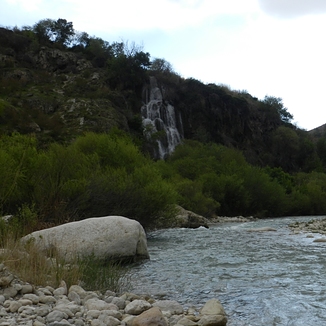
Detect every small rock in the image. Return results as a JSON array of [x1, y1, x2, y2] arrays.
[[54, 286, 67, 296], [85, 298, 115, 311], [9, 301, 22, 312], [0, 274, 14, 287], [200, 298, 226, 316], [21, 284, 34, 294], [3, 286, 18, 299], [68, 291, 81, 304], [23, 293, 39, 304], [125, 299, 152, 315], [133, 307, 168, 326], [247, 227, 277, 232], [69, 285, 87, 299], [39, 295, 57, 304], [46, 310, 69, 323], [0, 295, 5, 304], [153, 300, 184, 315], [198, 314, 227, 326], [313, 238, 326, 242]]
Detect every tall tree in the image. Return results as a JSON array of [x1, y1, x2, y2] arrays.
[[263, 96, 294, 123], [52, 19, 74, 46]]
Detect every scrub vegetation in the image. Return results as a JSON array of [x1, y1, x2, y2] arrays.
[[1, 18, 326, 234]]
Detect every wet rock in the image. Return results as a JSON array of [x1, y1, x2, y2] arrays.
[[247, 227, 277, 232], [313, 238, 326, 242]]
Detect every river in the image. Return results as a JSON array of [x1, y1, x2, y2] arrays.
[[130, 216, 326, 326]]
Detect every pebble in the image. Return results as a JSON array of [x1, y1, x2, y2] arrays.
[[0, 266, 227, 326]]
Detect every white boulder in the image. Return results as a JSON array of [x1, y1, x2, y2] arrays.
[[22, 216, 149, 262]]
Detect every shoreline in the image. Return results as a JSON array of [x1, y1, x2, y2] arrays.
[[0, 263, 228, 326], [289, 217, 326, 237]]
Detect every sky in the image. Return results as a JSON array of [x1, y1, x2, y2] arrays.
[[1, 0, 326, 130]]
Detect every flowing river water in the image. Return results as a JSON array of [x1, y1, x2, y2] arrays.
[[130, 216, 326, 326]]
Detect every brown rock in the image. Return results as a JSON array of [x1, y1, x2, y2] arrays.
[[132, 307, 168, 326], [200, 299, 226, 316], [198, 314, 227, 326]]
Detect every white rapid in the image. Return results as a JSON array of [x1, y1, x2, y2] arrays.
[[141, 76, 183, 159]]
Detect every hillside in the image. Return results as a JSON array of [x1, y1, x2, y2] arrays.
[[0, 21, 325, 173], [2, 20, 326, 229]]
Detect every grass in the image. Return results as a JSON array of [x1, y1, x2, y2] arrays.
[[0, 228, 131, 294]]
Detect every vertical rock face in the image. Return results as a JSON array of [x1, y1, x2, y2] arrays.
[[142, 76, 183, 159]]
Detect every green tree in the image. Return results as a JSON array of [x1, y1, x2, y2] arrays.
[[272, 126, 300, 171], [263, 96, 293, 123], [107, 43, 150, 91], [150, 58, 174, 73], [52, 18, 74, 46], [33, 18, 55, 44]]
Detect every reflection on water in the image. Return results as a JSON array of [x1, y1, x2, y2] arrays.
[[130, 216, 326, 326]]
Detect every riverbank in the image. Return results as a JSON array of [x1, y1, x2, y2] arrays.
[[289, 217, 326, 237], [0, 263, 227, 326]]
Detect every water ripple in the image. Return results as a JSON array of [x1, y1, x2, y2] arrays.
[[131, 216, 326, 325]]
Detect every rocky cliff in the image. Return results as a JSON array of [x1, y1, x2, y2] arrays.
[[0, 26, 322, 171]]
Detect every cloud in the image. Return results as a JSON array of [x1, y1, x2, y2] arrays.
[[258, 0, 326, 19]]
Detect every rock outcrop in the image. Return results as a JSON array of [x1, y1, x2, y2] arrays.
[[0, 263, 228, 326], [22, 216, 149, 262], [173, 206, 209, 229]]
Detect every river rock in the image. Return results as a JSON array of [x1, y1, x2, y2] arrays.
[[200, 298, 226, 316], [125, 299, 151, 314], [198, 299, 227, 326], [153, 300, 184, 315], [313, 238, 326, 242], [22, 216, 149, 262], [174, 206, 209, 228], [133, 306, 168, 326], [0, 264, 228, 326], [247, 227, 277, 232], [85, 298, 115, 311], [198, 314, 228, 326]]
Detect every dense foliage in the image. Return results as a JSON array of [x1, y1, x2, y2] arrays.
[[1, 19, 326, 231], [1, 132, 326, 233], [0, 132, 177, 230]]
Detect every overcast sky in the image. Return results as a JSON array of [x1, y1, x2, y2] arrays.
[[2, 0, 326, 130]]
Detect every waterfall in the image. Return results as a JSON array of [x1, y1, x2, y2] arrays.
[[141, 76, 183, 159]]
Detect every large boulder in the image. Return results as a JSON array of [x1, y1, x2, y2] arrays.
[[174, 206, 209, 229], [22, 216, 149, 262]]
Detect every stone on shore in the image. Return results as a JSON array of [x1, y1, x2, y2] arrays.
[[133, 306, 168, 326], [22, 216, 149, 262], [198, 298, 227, 326], [174, 206, 209, 228], [0, 262, 229, 326]]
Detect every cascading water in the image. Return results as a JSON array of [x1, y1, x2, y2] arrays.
[[141, 76, 183, 159]]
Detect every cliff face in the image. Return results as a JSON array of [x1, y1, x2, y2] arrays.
[[0, 26, 321, 172]]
